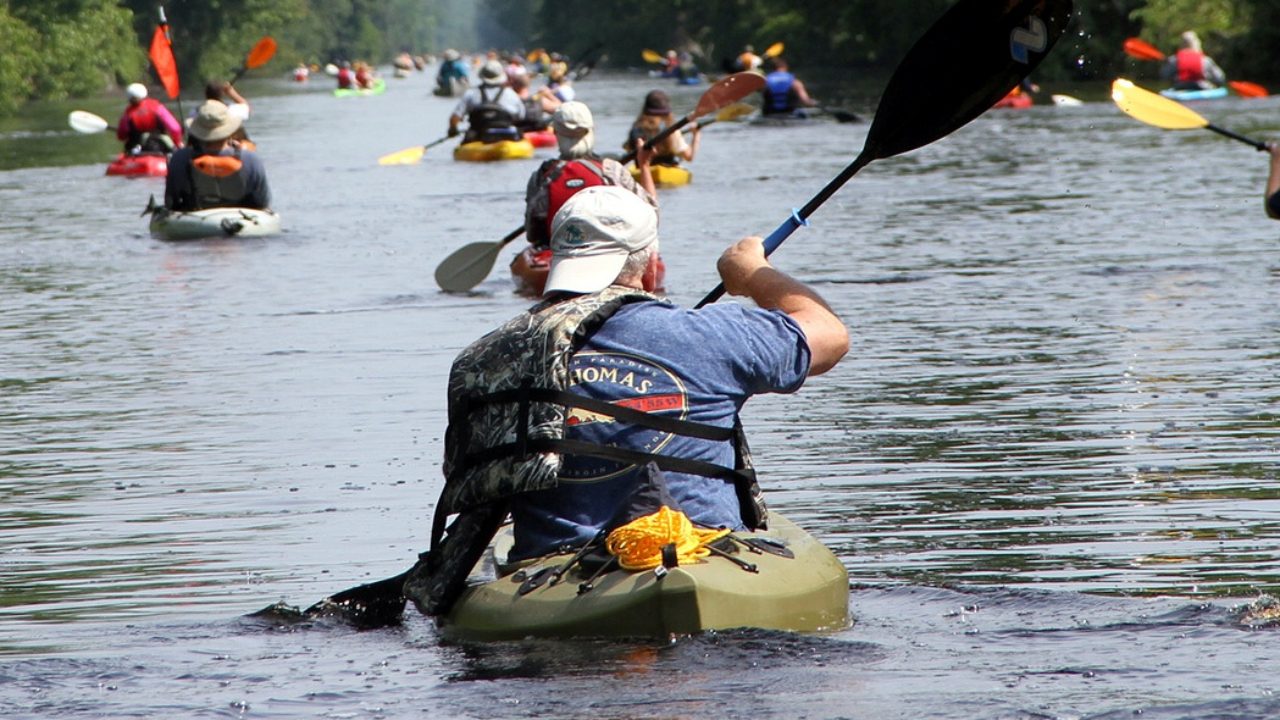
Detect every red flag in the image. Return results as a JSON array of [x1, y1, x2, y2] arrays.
[[149, 25, 180, 99]]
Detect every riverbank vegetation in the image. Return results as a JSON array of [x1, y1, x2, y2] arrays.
[[2, 0, 1276, 118]]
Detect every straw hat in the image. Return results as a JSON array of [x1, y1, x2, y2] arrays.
[[188, 100, 242, 142]]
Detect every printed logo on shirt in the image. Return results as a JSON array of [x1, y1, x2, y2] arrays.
[[560, 351, 687, 482]]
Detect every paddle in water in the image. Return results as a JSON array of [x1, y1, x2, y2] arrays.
[[255, 0, 1072, 631], [377, 132, 461, 166], [696, 0, 1074, 308], [1111, 78, 1267, 150], [432, 72, 765, 293]]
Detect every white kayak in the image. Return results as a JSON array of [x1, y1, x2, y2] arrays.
[[148, 207, 281, 241]]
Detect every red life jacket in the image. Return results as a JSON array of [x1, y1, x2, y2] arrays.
[[544, 159, 607, 234], [1175, 49, 1205, 84], [126, 98, 162, 133]]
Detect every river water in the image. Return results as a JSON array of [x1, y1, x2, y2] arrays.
[[2, 65, 1279, 719]]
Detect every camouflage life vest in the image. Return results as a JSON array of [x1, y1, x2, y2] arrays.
[[433, 285, 767, 549]]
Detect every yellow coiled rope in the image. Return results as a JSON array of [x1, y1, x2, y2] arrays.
[[604, 506, 730, 571]]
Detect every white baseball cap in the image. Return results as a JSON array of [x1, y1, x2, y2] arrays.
[[552, 101, 594, 157], [126, 83, 148, 100], [544, 186, 658, 295]]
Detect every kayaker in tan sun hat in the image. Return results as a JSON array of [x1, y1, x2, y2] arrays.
[[164, 100, 272, 212]]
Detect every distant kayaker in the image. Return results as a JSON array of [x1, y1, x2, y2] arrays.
[[537, 63, 575, 106], [435, 49, 470, 97], [761, 57, 817, 117], [1160, 31, 1226, 91], [117, 83, 184, 155], [354, 62, 376, 89], [447, 59, 526, 144], [335, 61, 355, 90], [404, 185, 849, 615], [164, 100, 271, 212], [735, 44, 763, 72], [510, 71, 554, 133], [624, 89, 700, 167], [292, 63, 309, 83], [524, 101, 656, 249], [1265, 142, 1280, 220]]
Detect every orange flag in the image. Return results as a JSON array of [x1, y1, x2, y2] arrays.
[[149, 25, 180, 99]]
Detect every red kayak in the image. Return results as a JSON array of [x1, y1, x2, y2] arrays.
[[523, 129, 556, 149], [106, 152, 168, 177], [991, 91, 1033, 109], [510, 246, 667, 297]]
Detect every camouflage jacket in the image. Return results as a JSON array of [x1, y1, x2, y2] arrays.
[[434, 285, 767, 548]]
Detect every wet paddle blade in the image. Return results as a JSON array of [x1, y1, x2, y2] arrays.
[[1051, 93, 1083, 106], [378, 145, 426, 165], [764, 41, 785, 58], [862, 0, 1074, 162], [642, 48, 663, 64], [1123, 37, 1165, 61], [68, 110, 109, 134], [246, 36, 277, 69], [1228, 80, 1268, 98], [1111, 78, 1208, 130], [435, 240, 505, 292], [691, 72, 765, 120], [302, 571, 410, 629], [713, 102, 757, 122]]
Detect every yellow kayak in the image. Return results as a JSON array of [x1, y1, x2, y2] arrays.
[[454, 139, 535, 162], [631, 163, 692, 188]]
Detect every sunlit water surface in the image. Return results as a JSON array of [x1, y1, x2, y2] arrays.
[[2, 64, 1279, 719]]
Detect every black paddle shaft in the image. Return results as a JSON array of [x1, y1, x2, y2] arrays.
[[1208, 124, 1268, 151], [696, 0, 1074, 308]]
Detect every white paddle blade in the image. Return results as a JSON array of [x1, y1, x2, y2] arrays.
[[68, 110, 109, 134], [435, 241, 504, 292], [1051, 94, 1083, 107]]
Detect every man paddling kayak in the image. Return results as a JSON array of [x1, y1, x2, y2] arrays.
[[761, 57, 817, 117], [448, 59, 525, 144], [404, 185, 849, 615], [117, 83, 184, 155], [164, 100, 271, 212]]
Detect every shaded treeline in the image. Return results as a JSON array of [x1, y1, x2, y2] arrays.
[[496, 0, 1278, 83], [2, 0, 1278, 118], [0, 0, 475, 116]]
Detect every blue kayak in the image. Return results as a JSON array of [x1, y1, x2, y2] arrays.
[[1159, 86, 1228, 101]]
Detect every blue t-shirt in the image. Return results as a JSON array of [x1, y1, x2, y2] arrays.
[[509, 300, 811, 559]]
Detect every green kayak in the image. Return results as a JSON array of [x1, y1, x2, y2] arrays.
[[441, 513, 849, 640], [333, 78, 386, 97]]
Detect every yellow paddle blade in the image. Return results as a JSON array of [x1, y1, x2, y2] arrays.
[[1110, 78, 1209, 131], [714, 102, 757, 122], [378, 145, 426, 166], [641, 48, 664, 64], [764, 41, 784, 58]]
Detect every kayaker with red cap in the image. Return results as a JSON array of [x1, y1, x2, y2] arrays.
[[404, 185, 849, 616], [117, 83, 183, 155]]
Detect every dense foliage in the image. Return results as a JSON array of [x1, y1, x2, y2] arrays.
[[2, 0, 1277, 118]]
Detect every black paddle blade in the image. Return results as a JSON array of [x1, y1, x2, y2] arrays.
[[305, 570, 410, 629], [864, 0, 1073, 161]]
